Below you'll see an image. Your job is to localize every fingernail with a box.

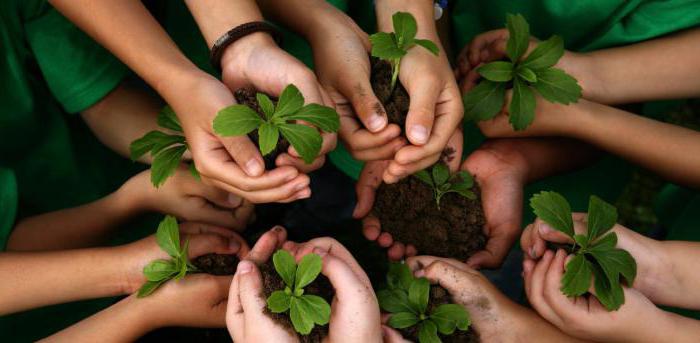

[409,125,428,144]
[368,115,387,132]
[312,247,328,257]
[414,269,425,278]
[538,223,553,235]
[272,225,285,233]
[529,247,537,259]
[229,238,240,251]
[228,193,242,207]
[523,260,533,274]
[245,159,263,176]
[237,260,253,274]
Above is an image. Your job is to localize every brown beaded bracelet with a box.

[209,21,283,71]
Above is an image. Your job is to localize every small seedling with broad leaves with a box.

[266,250,331,335]
[413,163,476,209]
[130,106,199,187]
[378,263,471,343]
[213,84,339,164]
[530,191,637,311]
[138,215,197,297]
[370,11,440,92]
[463,14,582,130]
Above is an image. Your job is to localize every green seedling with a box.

[266,250,331,335]
[138,215,197,297]
[213,84,339,164]
[413,163,476,209]
[530,191,637,311]
[370,11,440,91]
[130,106,199,187]
[378,263,471,343]
[463,14,582,130]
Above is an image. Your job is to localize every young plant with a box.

[378,263,471,343]
[463,14,582,130]
[413,163,476,209]
[530,191,637,311]
[370,11,440,91]
[213,84,339,164]
[138,215,197,297]
[130,106,199,187]
[266,250,331,335]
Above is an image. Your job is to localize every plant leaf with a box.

[272,250,297,288]
[377,289,413,313]
[299,295,331,325]
[392,12,417,47]
[431,303,471,334]
[278,123,323,164]
[156,215,181,258]
[188,163,200,180]
[414,39,440,56]
[418,320,441,343]
[157,105,183,132]
[476,61,514,82]
[463,80,506,121]
[275,84,305,118]
[295,253,323,290]
[532,68,582,105]
[370,32,406,60]
[574,234,589,249]
[509,78,536,131]
[530,191,575,238]
[589,231,617,251]
[388,312,420,329]
[289,297,315,335]
[431,163,450,186]
[591,262,625,311]
[408,278,430,315]
[256,93,275,120]
[387,262,414,291]
[521,35,565,70]
[282,104,340,132]
[258,122,280,156]
[560,253,592,297]
[143,259,178,282]
[137,279,167,298]
[213,105,264,136]
[586,195,618,241]
[455,171,474,187]
[151,144,187,187]
[589,246,637,287]
[505,13,530,62]
[413,170,434,187]
[267,290,292,313]
[447,188,477,200]
[130,131,184,161]
[517,66,538,83]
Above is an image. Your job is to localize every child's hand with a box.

[122,166,255,229]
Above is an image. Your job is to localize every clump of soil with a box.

[259,262,333,343]
[370,58,410,130]
[192,254,240,275]
[234,88,290,169]
[399,286,480,343]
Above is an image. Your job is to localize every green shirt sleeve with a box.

[23,8,127,113]
[0,168,18,251]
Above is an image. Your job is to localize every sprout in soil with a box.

[530,191,637,311]
[370,11,440,92]
[463,13,582,130]
[266,250,331,335]
[413,163,476,210]
[213,84,339,164]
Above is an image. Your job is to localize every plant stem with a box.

[390,58,401,92]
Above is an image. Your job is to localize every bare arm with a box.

[660,240,700,309]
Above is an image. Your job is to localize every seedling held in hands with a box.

[530,191,637,311]
[130,106,199,187]
[414,163,476,209]
[378,263,471,343]
[138,216,197,297]
[213,84,339,164]
[370,12,440,91]
[463,14,582,130]
[266,250,331,335]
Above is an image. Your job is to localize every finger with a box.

[534,218,575,244]
[205,174,310,204]
[361,216,382,241]
[245,226,287,263]
[466,226,518,269]
[521,224,546,260]
[468,29,509,66]
[287,129,337,158]
[404,77,441,145]
[186,233,241,258]
[230,200,255,231]
[236,260,275,332]
[377,232,393,248]
[183,197,246,228]
[295,241,368,286]
[544,250,577,321]
[350,137,406,161]
[276,153,326,174]
[339,112,402,153]
[405,245,417,257]
[387,242,406,261]
[406,256,473,274]
[382,325,410,343]
[384,153,440,184]
[354,161,389,218]
[179,222,236,237]
[218,135,266,177]
[317,250,376,305]
[526,250,560,323]
[342,76,389,133]
[227,272,244,339]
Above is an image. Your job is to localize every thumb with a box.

[235,260,272,329]
[342,75,388,133]
[382,325,410,343]
[404,77,440,145]
[466,224,518,269]
[533,218,576,244]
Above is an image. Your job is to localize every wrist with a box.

[220,31,277,78]
[375,0,437,40]
[565,52,608,104]
[115,172,152,214]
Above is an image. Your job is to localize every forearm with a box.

[184,0,263,48]
[375,0,437,40]
[256,0,335,39]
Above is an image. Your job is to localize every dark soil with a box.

[370,58,410,131]
[260,262,333,343]
[234,88,290,170]
[192,253,240,275]
[372,176,487,261]
[399,286,480,343]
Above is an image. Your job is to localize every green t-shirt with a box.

[0,168,18,251]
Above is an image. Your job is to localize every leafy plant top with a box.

[130,106,199,187]
[414,163,476,209]
[378,263,470,343]
[266,250,331,335]
[370,11,439,91]
[213,84,339,164]
[463,14,582,130]
[138,215,197,297]
[530,191,637,311]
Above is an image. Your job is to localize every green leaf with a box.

[574,234,589,249]
[388,312,420,329]
[560,254,592,297]
[377,289,413,313]
[295,253,323,290]
[157,105,183,132]
[431,304,471,334]
[589,232,617,251]
[282,103,340,132]
[517,66,538,83]
[156,215,181,258]
[387,262,414,291]
[586,195,618,241]
[408,278,430,315]
[143,259,178,282]
[298,295,331,325]
[476,61,514,82]
[370,32,406,60]
[413,170,434,186]
[455,171,474,187]
[174,253,187,280]
[278,123,323,164]
[418,320,441,343]
[275,84,305,118]
[591,262,624,311]
[392,12,417,47]
[414,39,440,56]
[129,131,184,161]
[431,163,450,186]
[532,68,582,105]
[258,122,280,156]
[272,250,297,288]
[213,105,264,136]
[289,297,315,335]
[505,13,530,62]
[509,78,536,131]
[151,144,186,187]
[188,163,200,181]
[449,188,477,200]
[137,279,166,298]
[521,35,565,70]
[530,191,574,238]
[256,93,275,120]
[463,80,506,121]
[267,290,292,313]
[590,247,637,287]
